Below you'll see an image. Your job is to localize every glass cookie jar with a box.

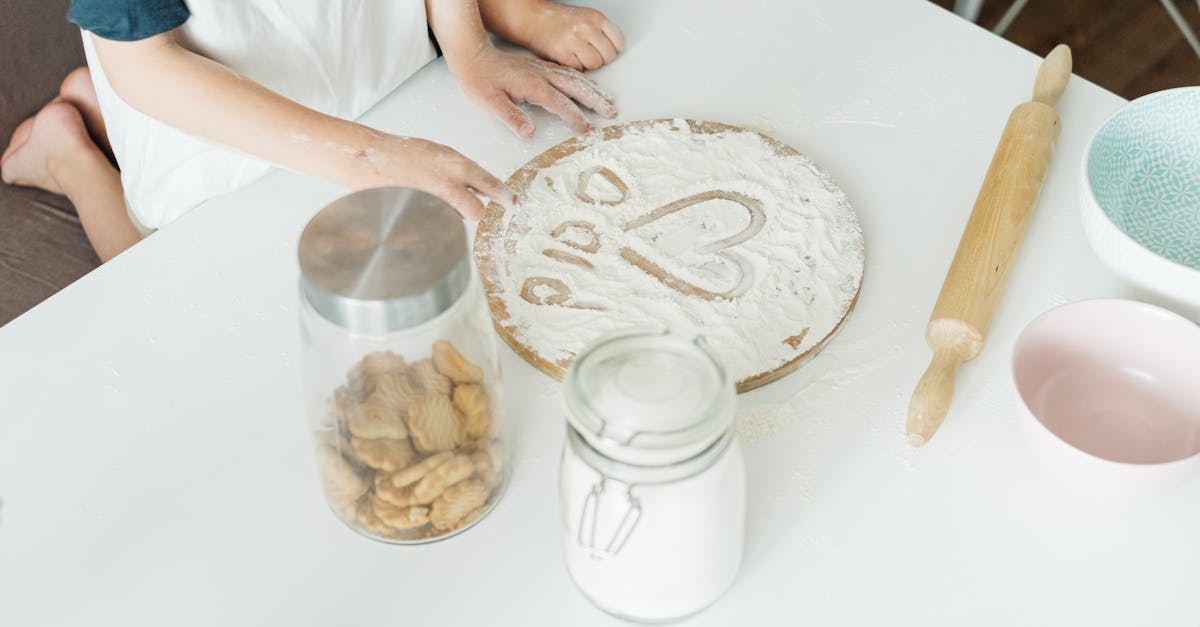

[559,330,745,622]
[298,188,507,543]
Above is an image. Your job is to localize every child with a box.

[1,0,624,262]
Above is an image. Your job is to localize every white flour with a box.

[489,120,865,384]
[558,330,744,621]
[560,438,745,622]
[735,322,909,446]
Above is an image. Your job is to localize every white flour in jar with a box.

[558,330,745,622]
[485,119,865,385]
[560,436,745,622]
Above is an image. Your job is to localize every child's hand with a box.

[524,3,625,71]
[380,135,516,220]
[449,46,617,139]
[480,0,625,72]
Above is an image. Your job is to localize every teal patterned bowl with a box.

[1082,87,1200,317]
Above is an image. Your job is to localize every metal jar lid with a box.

[298,187,470,334]
[562,330,737,467]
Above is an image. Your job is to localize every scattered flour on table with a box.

[488,120,865,384]
[735,321,909,446]
[737,399,808,447]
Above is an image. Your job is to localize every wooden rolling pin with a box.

[907,44,1072,447]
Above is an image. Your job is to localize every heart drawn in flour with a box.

[521,167,768,309]
[618,190,765,300]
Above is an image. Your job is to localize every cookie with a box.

[413,455,475,504]
[470,451,501,490]
[347,396,408,440]
[335,386,357,431]
[373,370,419,412]
[411,359,453,398]
[316,444,369,507]
[349,436,415,472]
[348,495,393,536]
[459,438,488,454]
[358,351,407,379]
[375,478,420,508]
[452,384,491,439]
[432,340,484,384]
[382,451,453,489]
[450,505,489,532]
[430,479,489,530]
[371,496,430,531]
[487,441,505,474]
[408,396,465,453]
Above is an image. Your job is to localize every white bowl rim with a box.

[1080,85,1200,279]
[1011,297,1200,469]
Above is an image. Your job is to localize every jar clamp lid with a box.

[298,188,470,334]
[563,330,737,467]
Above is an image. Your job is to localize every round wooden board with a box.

[474,119,865,393]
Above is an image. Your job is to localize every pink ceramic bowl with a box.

[1012,299,1200,498]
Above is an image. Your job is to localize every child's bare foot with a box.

[1,101,98,195]
[2,100,138,262]
[58,66,112,157]
[480,0,625,71]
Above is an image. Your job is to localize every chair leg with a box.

[1160,0,1200,61]
[993,0,1031,36]
[954,0,984,22]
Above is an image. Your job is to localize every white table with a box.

[3,1,1195,625]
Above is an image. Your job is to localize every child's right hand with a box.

[377,135,516,220]
[522,3,625,71]
[479,0,625,71]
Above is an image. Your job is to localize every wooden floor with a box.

[931,0,1200,99]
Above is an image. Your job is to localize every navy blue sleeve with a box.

[68,0,190,42]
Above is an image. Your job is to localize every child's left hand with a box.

[449,46,617,139]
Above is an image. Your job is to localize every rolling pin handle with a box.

[906,347,965,447]
[1032,44,1072,108]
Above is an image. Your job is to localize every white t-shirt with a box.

[82,0,437,229]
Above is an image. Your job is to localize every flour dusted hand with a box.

[449,47,617,139]
[378,136,515,221]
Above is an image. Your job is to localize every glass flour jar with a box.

[298,188,507,544]
[559,330,745,622]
